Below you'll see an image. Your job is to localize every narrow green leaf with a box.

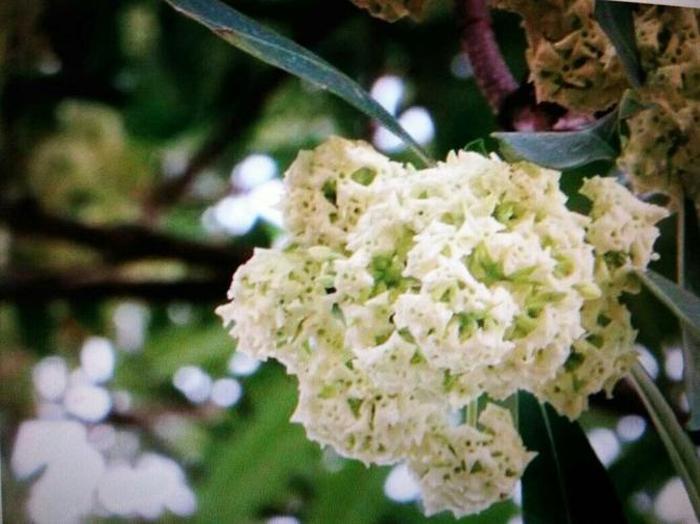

[674,197,700,430]
[638,270,700,340]
[491,111,618,170]
[618,89,650,121]
[464,138,489,156]
[594,1,644,88]
[683,331,700,430]
[629,362,700,520]
[518,392,627,524]
[164,0,433,166]
[638,265,700,430]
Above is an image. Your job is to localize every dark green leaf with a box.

[14,303,53,356]
[491,111,618,170]
[518,392,627,524]
[618,90,650,121]
[165,0,433,166]
[608,428,674,497]
[676,196,700,430]
[464,138,489,156]
[594,1,644,88]
[145,324,232,380]
[683,330,700,430]
[629,363,700,520]
[638,270,700,341]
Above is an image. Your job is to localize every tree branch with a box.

[455,1,593,131]
[0,271,232,303]
[455,0,518,113]
[0,199,251,269]
[145,71,284,215]
[144,3,357,216]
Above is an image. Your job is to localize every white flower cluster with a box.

[217,137,667,517]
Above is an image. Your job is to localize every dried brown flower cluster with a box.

[493,1,700,212]
[349,0,429,21]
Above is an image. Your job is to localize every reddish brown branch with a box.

[456,1,594,131]
[456,0,518,112]
[0,199,251,269]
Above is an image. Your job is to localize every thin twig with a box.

[109,404,221,429]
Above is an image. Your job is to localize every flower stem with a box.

[466,398,479,427]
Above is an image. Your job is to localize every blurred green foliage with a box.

[0,0,694,523]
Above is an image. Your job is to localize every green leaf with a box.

[618,90,650,121]
[608,427,674,497]
[306,462,390,524]
[629,362,700,520]
[464,138,489,156]
[682,331,700,430]
[14,303,53,356]
[196,365,320,522]
[491,111,618,170]
[165,0,433,166]
[308,459,518,524]
[674,197,700,430]
[594,1,644,88]
[518,392,627,524]
[638,270,700,340]
[112,322,232,395]
[145,324,232,379]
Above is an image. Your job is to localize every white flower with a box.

[291,351,444,465]
[217,247,341,373]
[581,176,669,292]
[538,297,638,418]
[281,137,405,249]
[408,404,534,517]
[218,137,668,517]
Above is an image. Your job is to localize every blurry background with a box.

[0,0,694,522]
